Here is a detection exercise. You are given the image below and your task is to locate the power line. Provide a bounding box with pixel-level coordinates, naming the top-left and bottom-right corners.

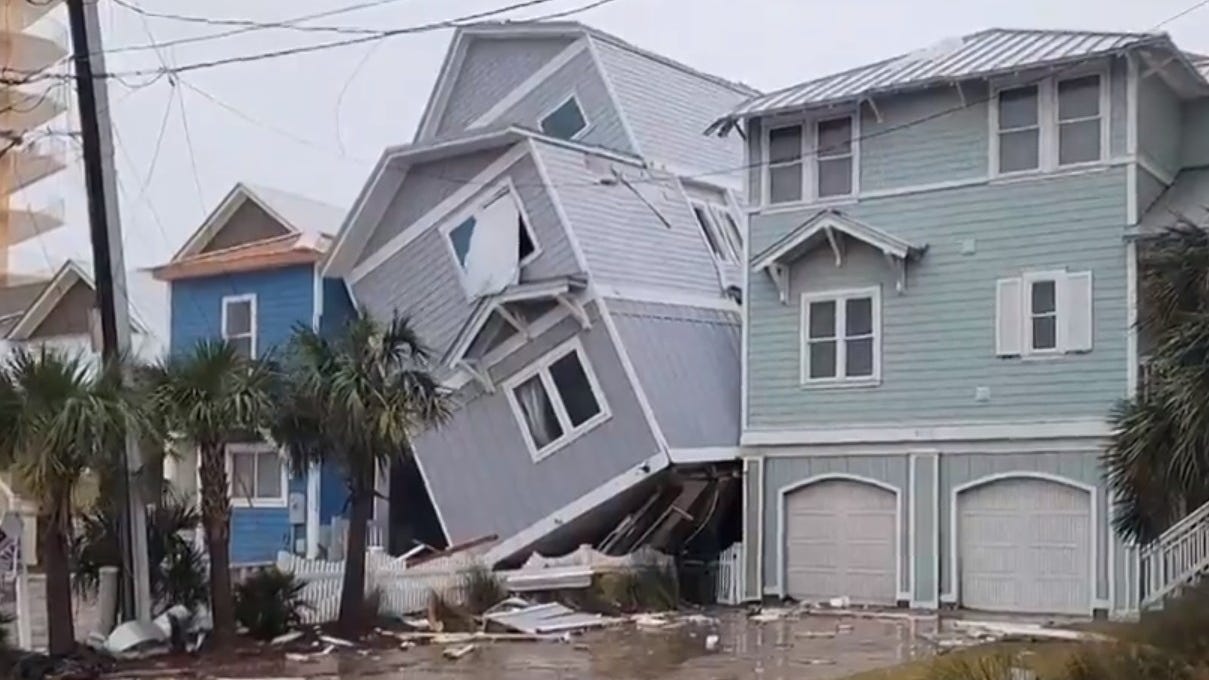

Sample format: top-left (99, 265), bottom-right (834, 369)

top-left (110, 0), bottom-right (382, 37)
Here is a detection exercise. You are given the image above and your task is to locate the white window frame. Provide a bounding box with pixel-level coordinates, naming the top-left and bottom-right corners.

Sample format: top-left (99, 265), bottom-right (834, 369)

top-left (538, 92), bottom-right (590, 141)
top-left (799, 286), bottom-right (882, 388)
top-left (762, 111), bottom-right (860, 208)
top-left (226, 442), bottom-right (288, 508)
top-left (989, 68), bottom-right (1110, 178)
top-left (688, 200), bottom-right (741, 264)
top-left (221, 293), bottom-right (257, 359)
top-left (438, 178), bottom-right (542, 298)
top-left (1023, 269), bottom-right (1066, 356)
top-left (502, 337), bottom-right (612, 462)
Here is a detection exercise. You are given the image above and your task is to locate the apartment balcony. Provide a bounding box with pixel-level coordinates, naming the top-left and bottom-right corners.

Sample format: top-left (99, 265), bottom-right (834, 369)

top-left (2, 197), bottom-right (62, 243)
top-left (0, 135), bottom-right (65, 194)
top-left (0, 22), bottom-right (67, 80)
top-left (0, 82), bottom-right (64, 135)
top-left (0, 0), bottom-right (64, 33)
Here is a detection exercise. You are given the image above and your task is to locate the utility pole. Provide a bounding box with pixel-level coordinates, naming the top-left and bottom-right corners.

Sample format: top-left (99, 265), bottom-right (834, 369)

top-left (66, 0), bottom-right (153, 623)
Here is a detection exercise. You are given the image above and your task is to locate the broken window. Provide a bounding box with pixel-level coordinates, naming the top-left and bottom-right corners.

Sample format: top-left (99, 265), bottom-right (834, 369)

top-left (507, 342), bottom-right (608, 460)
top-left (228, 444), bottom-right (284, 505)
top-left (690, 202), bottom-right (742, 263)
top-left (540, 95), bottom-right (588, 140)
top-left (444, 185), bottom-right (539, 298)
top-left (222, 294), bottom-right (256, 358)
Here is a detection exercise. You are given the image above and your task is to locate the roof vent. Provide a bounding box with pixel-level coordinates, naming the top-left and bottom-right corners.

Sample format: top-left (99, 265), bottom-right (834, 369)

top-left (889, 35), bottom-right (965, 70)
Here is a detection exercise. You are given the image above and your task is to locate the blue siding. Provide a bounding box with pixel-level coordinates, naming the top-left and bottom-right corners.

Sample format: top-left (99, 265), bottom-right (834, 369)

top-left (319, 459), bottom-right (346, 523)
top-left (230, 472), bottom-right (307, 564)
top-left (320, 277), bottom-right (357, 339)
top-left (170, 265), bottom-right (316, 357)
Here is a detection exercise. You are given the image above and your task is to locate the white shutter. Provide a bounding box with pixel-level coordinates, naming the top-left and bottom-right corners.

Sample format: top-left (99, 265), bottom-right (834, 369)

top-left (463, 192), bottom-right (521, 298)
top-left (995, 277), bottom-right (1024, 356)
top-left (1060, 271), bottom-right (1093, 353)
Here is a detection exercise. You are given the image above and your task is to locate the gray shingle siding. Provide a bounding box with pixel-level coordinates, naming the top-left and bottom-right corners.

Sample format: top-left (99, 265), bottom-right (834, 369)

top-left (352, 151), bottom-right (578, 356)
top-left (360, 148), bottom-right (508, 259)
top-left (592, 38), bottom-right (749, 176)
top-left (412, 305), bottom-right (659, 543)
top-left (608, 300), bottom-right (741, 449)
top-left (747, 168), bottom-right (1128, 430)
top-left (1138, 74), bottom-right (1184, 178)
top-left (537, 142), bottom-right (727, 297)
top-left (435, 37), bottom-right (575, 138)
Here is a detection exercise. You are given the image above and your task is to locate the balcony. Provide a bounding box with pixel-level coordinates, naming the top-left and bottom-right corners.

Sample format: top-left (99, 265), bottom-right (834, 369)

top-left (0, 82), bottom-right (64, 135)
top-left (0, 23), bottom-right (67, 80)
top-left (0, 135), bottom-right (65, 194)
top-left (0, 0), bottom-right (64, 33)
top-left (1, 197), bottom-right (63, 243)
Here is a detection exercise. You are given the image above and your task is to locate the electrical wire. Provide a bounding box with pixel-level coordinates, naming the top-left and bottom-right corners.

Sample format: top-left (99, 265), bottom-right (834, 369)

top-left (110, 0), bottom-right (382, 37)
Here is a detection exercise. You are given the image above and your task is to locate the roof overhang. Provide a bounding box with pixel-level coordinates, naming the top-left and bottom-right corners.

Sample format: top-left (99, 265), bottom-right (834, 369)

top-left (170, 183), bottom-right (303, 262)
top-left (443, 275), bottom-right (589, 392)
top-left (7, 260), bottom-right (149, 340)
top-left (752, 211), bottom-right (926, 303)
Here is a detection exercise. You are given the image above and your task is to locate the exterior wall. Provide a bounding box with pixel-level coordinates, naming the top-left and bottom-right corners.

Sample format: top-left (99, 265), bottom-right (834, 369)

top-left (30, 281), bottom-right (93, 337)
top-left (353, 151), bottom-right (579, 357)
top-left (1181, 98), bottom-right (1209, 168)
top-left (201, 201), bottom-right (290, 253)
top-left (434, 37), bottom-right (575, 138)
top-left (170, 264), bottom-right (315, 357)
top-left (747, 169), bottom-right (1128, 430)
top-left (319, 277), bottom-right (356, 338)
top-left (492, 47), bottom-right (635, 155)
top-left (230, 471), bottom-right (307, 564)
top-left (360, 148), bottom-right (508, 258)
top-left (591, 38), bottom-right (749, 176)
top-left (608, 299), bottom-right (740, 448)
top-left (1138, 166), bottom-right (1167, 216)
top-left (538, 143), bottom-right (727, 297)
top-left (1138, 75), bottom-right (1184, 179)
top-left (411, 303), bottom-right (659, 544)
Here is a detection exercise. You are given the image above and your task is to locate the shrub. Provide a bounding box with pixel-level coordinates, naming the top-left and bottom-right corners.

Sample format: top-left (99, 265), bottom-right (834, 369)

top-left (591, 567), bottom-right (679, 614)
top-left (1060, 643), bottom-right (1194, 680)
top-left (426, 590), bottom-right (475, 632)
top-left (233, 569), bottom-right (308, 640)
top-left (927, 652), bottom-right (1020, 680)
top-left (460, 565), bottom-right (507, 615)
top-left (1129, 580), bottom-right (1209, 664)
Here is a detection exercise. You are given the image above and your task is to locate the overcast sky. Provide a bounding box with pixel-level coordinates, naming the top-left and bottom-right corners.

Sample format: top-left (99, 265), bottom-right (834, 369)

top-left (14, 0), bottom-right (1209, 279)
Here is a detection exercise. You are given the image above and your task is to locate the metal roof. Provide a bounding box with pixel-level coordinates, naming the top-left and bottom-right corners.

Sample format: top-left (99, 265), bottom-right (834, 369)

top-left (715, 29), bottom-right (1193, 128)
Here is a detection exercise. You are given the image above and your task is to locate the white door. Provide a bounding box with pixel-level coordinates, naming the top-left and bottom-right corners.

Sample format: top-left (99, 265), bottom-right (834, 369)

top-left (957, 477), bottom-right (1092, 615)
top-left (783, 479), bottom-right (897, 604)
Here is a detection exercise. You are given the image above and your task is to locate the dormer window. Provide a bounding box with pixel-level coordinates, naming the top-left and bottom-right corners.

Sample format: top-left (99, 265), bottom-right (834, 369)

top-left (689, 201), bottom-right (742, 263)
top-left (442, 181), bottom-right (540, 298)
top-left (540, 95), bottom-right (588, 141)
top-left (992, 72), bottom-right (1105, 176)
top-left (765, 114), bottom-right (858, 206)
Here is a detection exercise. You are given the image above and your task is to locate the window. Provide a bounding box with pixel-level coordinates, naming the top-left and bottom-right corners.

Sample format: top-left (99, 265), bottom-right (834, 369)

top-left (221, 294), bottom-right (256, 359)
top-left (228, 443), bottom-right (286, 506)
top-left (995, 270), bottom-right (1093, 357)
top-left (505, 340), bottom-right (610, 461)
top-left (442, 182), bottom-right (539, 298)
top-left (992, 73), bottom-right (1104, 176)
top-left (540, 95), bottom-right (588, 140)
top-left (689, 202), bottom-right (742, 263)
top-left (800, 287), bottom-right (880, 386)
top-left (816, 116), bottom-right (854, 197)
top-left (765, 115), bottom-right (857, 205)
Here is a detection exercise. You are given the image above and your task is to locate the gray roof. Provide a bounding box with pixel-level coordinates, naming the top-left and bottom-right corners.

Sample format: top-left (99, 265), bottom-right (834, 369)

top-left (714, 29), bottom-right (1203, 129)
top-left (242, 183), bottom-right (346, 237)
top-left (1139, 167), bottom-right (1209, 235)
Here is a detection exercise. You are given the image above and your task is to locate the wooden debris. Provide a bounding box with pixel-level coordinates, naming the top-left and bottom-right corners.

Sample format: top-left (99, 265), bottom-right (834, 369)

top-left (443, 643), bottom-right (477, 660)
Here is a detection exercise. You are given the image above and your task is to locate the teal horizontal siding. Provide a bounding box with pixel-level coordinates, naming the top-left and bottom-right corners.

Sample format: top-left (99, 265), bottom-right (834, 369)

top-left (747, 167), bottom-right (1128, 429)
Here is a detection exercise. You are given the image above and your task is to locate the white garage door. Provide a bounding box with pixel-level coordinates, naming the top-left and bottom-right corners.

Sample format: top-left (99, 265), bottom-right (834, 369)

top-left (958, 477), bottom-right (1092, 615)
top-left (784, 479), bottom-right (897, 605)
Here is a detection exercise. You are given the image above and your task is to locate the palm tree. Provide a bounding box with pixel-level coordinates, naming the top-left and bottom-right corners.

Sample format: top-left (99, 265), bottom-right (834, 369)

top-left (143, 341), bottom-right (276, 649)
top-left (1104, 221), bottom-right (1209, 544)
top-left (272, 313), bottom-right (449, 634)
top-left (0, 349), bottom-right (142, 655)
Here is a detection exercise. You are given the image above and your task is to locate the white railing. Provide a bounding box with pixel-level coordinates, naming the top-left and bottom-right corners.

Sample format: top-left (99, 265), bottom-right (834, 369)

top-left (1141, 499), bottom-right (1209, 607)
top-left (715, 542), bottom-right (743, 606)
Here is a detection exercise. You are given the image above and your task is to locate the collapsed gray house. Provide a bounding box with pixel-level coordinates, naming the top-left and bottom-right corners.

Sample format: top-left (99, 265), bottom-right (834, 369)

top-left (323, 22), bottom-right (756, 565)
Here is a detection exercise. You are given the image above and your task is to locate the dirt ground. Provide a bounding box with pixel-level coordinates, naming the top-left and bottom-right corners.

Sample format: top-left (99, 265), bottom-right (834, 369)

top-left (108, 610), bottom-right (939, 680)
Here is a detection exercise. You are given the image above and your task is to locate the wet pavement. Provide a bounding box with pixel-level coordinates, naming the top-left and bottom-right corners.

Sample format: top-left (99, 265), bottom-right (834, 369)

top-left (138, 610), bottom-right (938, 680)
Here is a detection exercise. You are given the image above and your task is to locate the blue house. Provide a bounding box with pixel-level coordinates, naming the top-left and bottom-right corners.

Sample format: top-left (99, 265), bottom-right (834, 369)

top-left (153, 182), bottom-right (360, 565)
top-left (713, 29), bottom-right (1209, 617)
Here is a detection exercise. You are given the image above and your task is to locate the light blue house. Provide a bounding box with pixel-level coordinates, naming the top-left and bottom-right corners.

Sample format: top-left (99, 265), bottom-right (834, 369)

top-left (324, 21), bottom-right (756, 566)
top-left (153, 182), bottom-right (363, 565)
top-left (711, 29), bottom-right (1209, 616)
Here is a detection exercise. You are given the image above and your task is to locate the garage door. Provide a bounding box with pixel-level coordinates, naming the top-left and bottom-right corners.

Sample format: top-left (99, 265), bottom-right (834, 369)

top-left (957, 477), bottom-right (1091, 615)
top-left (784, 479), bottom-right (897, 604)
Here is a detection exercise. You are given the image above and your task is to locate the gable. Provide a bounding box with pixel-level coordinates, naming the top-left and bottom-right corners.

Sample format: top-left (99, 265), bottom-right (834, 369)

top-left (29, 280), bottom-right (94, 338)
top-left (200, 200), bottom-right (291, 254)
top-left (433, 36), bottom-right (576, 139)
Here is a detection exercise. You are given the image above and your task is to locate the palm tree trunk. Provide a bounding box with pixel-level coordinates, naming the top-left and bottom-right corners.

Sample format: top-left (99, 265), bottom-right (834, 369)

top-left (40, 500), bottom-right (75, 655)
top-left (198, 443), bottom-right (235, 649)
top-left (337, 469), bottom-right (373, 635)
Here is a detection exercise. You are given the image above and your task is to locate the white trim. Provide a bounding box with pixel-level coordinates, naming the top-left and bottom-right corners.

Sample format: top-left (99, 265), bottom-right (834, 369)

top-left (311, 265), bottom-right (323, 332)
top-left (349, 144), bottom-right (531, 283)
top-left (436, 177), bottom-right (542, 300)
top-left (761, 108), bottom-right (860, 208)
top-left (753, 212), bottom-right (914, 273)
top-left (1126, 53), bottom-right (1139, 157)
top-left (595, 296), bottom-right (671, 454)
top-left (501, 336), bottom-right (612, 463)
top-left (483, 450), bottom-right (668, 566)
top-left (467, 40), bottom-right (589, 130)
top-left (931, 453), bottom-right (940, 609)
top-left (741, 183), bottom-right (750, 432)
top-left (220, 293), bottom-right (257, 359)
top-left (667, 446), bottom-right (740, 464)
top-left (742, 418), bottom-right (1110, 446)
top-left (584, 35), bottom-right (646, 160)
top-left (799, 286), bottom-right (882, 387)
top-left (594, 284), bottom-right (740, 313)
top-left (741, 457), bottom-right (751, 600)
top-left (1022, 270), bottom-right (1064, 356)
top-left (411, 450), bottom-right (451, 545)
top-left (1127, 240), bottom-right (1139, 399)
top-left (753, 440), bottom-right (1104, 457)
top-left (755, 457), bottom-right (764, 598)
top-left (226, 442), bottom-right (289, 508)
top-left (305, 462), bottom-right (320, 559)
top-left (989, 69), bottom-right (1110, 179)
top-left (947, 471), bottom-right (1097, 615)
top-left (444, 302), bottom-right (577, 392)
top-left (908, 452), bottom-right (917, 604)
top-left (776, 473), bottom-right (904, 604)
top-left (171, 183), bottom-right (301, 262)
top-left (536, 91), bottom-right (591, 141)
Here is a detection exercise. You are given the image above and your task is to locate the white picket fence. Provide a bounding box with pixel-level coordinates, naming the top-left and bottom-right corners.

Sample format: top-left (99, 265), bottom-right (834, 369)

top-left (715, 542), bottom-right (743, 605)
top-left (277, 550), bottom-right (476, 624)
